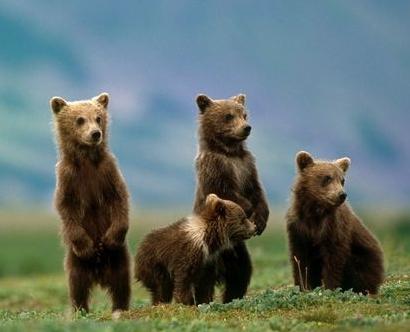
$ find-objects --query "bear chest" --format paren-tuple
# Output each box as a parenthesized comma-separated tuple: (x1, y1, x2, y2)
(68, 163, 115, 211)
(298, 216, 338, 246)
(229, 158, 252, 191)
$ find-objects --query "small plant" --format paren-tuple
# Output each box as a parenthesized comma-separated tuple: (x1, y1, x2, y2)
(294, 256, 309, 291)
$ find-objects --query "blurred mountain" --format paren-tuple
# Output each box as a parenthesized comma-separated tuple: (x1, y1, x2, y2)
(0, 0, 409, 209)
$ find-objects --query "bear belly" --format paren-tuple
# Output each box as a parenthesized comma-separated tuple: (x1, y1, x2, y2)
(80, 199, 112, 242)
(230, 158, 251, 192)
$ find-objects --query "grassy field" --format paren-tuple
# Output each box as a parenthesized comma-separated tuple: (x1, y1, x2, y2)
(0, 211, 409, 331)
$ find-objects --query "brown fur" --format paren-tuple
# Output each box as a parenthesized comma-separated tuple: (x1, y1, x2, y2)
(135, 194, 256, 305)
(286, 151, 384, 294)
(193, 94, 269, 302)
(50, 93, 131, 312)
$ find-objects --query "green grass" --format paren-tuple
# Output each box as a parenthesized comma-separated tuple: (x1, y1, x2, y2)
(0, 212, 409, 331)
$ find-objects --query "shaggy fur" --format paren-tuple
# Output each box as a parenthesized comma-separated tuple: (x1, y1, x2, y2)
(50, 93, 131, 312)
(193, 94, 269, 302)
(286, 151, 384, 294)
(135, 194, 256, 305)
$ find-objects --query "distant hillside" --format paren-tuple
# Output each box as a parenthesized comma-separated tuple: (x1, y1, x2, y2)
(0, 0, 409, 208)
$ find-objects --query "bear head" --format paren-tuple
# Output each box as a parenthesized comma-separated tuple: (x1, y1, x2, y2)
(204, 193, 256, 242)
(294, 151, 351, 208)
(50, 93, 110, 150)
(196, 94, 251, 147)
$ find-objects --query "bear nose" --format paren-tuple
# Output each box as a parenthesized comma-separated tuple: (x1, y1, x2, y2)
(244, 125, 252, 134)
(91, 130, 101, 141)
(339, 192, 347, 202)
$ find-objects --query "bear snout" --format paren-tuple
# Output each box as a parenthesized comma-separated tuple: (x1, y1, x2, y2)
(91, 130, 102, 142)
(338, 191, 347, 203)
(242, 125, 252, 137)
(247, 220, 257, 236)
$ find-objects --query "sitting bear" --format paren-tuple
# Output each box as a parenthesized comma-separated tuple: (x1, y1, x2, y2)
(50, 93, 131, 313)
(286, 151, 384, 294)
(135, 194, 256, 305)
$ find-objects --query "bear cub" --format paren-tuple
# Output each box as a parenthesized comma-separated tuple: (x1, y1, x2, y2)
(135, 194, 256, 305)
(193, 93, 269, 303)
(286, 151, 384, 294)
(50, 93, 131, 313)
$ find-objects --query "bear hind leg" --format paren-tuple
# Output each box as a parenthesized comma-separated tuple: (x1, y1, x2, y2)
(108, 268, 131, 311)
(107, 256, 131, 311)
(194, 263, 216, 304)
(152, 275, 173, 305)
(68, 265, 93, 312)
(143, 264, 173, 305)
(221, 242, 252, 303)
(343, 255, 383, 295)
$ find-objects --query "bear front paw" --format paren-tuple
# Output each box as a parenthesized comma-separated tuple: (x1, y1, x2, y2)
(70, 235, 95, 258)
(72, 244, 95, 259)
(102, 226, 127, 249)
(250, 214, 266, 235)
(102, 234, 123, 249)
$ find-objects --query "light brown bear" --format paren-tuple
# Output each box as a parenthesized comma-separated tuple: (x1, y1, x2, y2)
(135, 194, 256, 305)
(193, 94, 269, 303)
(50, 93, 131, 313)
(286, 151, 384, 294)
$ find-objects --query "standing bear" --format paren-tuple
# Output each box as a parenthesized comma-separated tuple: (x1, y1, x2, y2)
(136, 194, 257, 305)
(193, 93, 269, 303)
(50, 93, 131, 313)
(286, 151, 384, 294)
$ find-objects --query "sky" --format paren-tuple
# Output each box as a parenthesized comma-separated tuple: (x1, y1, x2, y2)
(0, 1, 409, 210)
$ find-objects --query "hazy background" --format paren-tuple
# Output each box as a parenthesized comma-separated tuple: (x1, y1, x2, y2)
(0, 0, 409, 211)
(1, 5, 410, 329)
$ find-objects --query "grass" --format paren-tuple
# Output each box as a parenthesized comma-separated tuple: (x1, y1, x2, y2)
(0, 211, 409, 331)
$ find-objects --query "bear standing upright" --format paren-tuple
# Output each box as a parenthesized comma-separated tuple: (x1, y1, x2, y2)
(286, 151, 384, 294)
(136, 194, 257, 305)
(50, 93, 131, 313)
(193, 93, 269, 303)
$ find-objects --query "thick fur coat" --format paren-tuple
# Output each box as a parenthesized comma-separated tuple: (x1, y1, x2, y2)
(286, 151, 384, 294)
(193, 94, 269, 302)
(136, 194, 256, 305)
(51, 93, 131, 312)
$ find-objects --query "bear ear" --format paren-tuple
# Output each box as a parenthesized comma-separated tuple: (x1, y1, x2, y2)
(335, 157, 351, 173)
(50, 97, 67, 114)
(94, 92, 109, 108)
(296, 151, 314, 172)
(231, 94, 246, 106)
(205, 194, 226, 218)
(196, 94, 213, 113)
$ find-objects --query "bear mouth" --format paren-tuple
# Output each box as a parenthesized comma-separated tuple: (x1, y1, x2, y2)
(336, 196, 346, 206)
(232, 132, 250, 141)
(328, 198, 346, 207)
(82, 138, 103, 147)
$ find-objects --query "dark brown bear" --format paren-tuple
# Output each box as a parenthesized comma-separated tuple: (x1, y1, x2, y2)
(135, 194, 256, 305)
(50, 93, 131, 314)
(193, 94, 269, 303)
(286, 151, 384, 294)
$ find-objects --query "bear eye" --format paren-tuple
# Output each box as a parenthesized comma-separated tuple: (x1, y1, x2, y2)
(225, 114, 234, 122)
(322, 175, 332, 186)
(96, 116, 102, 124)
(243, 113, 247, 120)
(341, 178, 345, 186)
(76, 117, 85, 126)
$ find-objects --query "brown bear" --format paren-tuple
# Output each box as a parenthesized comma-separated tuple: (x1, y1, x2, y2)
(192, 93, 269, 303)
(50, 93, 131, 313)
(135, 194, 256, 305)
(286, 151, 384, 294)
